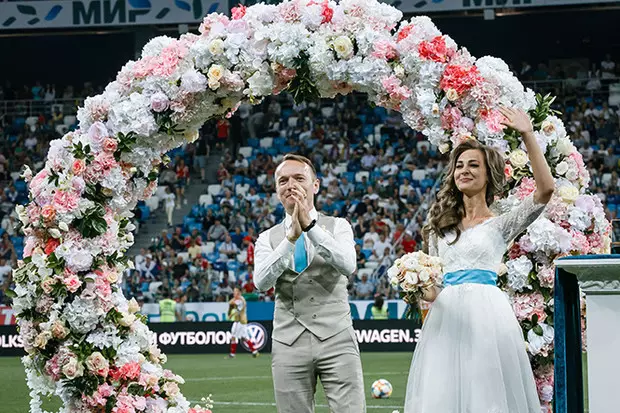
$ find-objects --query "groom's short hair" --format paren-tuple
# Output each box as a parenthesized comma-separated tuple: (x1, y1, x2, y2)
(278, 154, 317, 179)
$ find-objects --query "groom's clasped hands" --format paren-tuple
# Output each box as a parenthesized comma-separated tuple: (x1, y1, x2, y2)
(285, 183, 312, 244)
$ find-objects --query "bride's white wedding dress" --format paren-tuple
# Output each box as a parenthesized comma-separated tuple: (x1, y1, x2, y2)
(404, 195, 546, 413)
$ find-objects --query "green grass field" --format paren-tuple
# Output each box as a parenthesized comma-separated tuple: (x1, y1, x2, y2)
(0, 352, 412, 413)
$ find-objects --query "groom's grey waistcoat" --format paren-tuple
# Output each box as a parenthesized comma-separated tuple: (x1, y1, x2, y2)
(269, 215, 352, 345)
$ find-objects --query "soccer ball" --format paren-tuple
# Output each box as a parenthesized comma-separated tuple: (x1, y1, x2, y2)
(370, 379, 393, 399)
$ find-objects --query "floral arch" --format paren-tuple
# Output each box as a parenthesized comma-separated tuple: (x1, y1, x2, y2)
(13, 0, 611, 411)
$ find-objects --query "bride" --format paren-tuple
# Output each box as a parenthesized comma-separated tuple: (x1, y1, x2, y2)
(404, 107, 555, 413)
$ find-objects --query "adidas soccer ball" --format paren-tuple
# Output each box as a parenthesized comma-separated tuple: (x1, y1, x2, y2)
(370, 379, 393, 399)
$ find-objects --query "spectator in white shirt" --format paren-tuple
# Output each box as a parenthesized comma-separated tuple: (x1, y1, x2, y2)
(363, 224, 380, 249)
(339, 177, 355, 198)
(219, 235, 239, 261)
(371, 233, 391, 261)
(135, 248, 147, 270)
(355, 274, 375, 300)
(245, 187, 261, 203)
(381, 157, 399, 176)
(138, 255, 157, 280)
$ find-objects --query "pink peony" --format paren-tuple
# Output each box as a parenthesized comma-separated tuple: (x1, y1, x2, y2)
(52, 190, 79, 214)
(515, 177, 537, 200)
(537, 266, 555, 289)
(371, 40, 398, 60)
(571, 230, 590, 254)
(480, 108, 505, 134)
(512, 292, 547, 323)
(440, 106, 463, 131)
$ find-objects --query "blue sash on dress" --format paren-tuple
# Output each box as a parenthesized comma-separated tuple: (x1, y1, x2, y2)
(443, 269, 497, 287)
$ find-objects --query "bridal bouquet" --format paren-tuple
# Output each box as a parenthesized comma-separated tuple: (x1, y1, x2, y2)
(388, 251, 443, 319)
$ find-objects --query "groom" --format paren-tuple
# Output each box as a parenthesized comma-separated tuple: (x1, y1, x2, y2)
(254, 154, 366, 413)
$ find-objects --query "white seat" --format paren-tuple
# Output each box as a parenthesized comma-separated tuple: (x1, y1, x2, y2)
(412, 169, 427, 181)
(202, 242, 215, 255)
(364, 261, 379, 269)
(237, 251, 247, 263)
(55, 124, 68, 135)
(333, 165, 347, 175)
(602, 173, 612, 186)
(208, 184, 222, 196)
(145, 196, 159, 212)
(324, 144, 333, 152)
(274, 154, 283, 163)
(287, 116, 298, 128)
(238, 146, 253, 158)
(355, 171, 369, 182)
(10, 172, 21, 182)
(63, 115, 76, 126)
(259, 137, 273, 148)
(25, 116, 38, 127)
(257, 174, 267, 185)
(199, 194, 213, 206)
(321, 107, 334, 118)
(177, 252, 190, 263)
(235, 184, 249, 196)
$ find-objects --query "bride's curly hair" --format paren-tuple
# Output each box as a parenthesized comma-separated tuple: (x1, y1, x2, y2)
(423, 140, 506, 246)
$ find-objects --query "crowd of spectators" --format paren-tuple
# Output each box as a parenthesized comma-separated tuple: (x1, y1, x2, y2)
(1, 56, 620, 307)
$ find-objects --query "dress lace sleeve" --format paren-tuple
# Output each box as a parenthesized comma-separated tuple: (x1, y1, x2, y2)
(427, 231, 439, 257)
(495, 194, 546, 244)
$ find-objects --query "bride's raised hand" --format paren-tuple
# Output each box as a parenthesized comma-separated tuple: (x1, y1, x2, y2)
(499, 106, 533, 135)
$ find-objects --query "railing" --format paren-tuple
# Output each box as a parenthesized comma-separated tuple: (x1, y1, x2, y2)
(521, 76, 620, 104)
(0, 98, 84, 119)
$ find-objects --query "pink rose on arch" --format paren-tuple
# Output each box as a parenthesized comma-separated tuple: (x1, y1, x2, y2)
(63, 272, 82, 293)
(41, 205, 57, 222)
(103, 138, 118, 153)
(72, 159, 86, 176)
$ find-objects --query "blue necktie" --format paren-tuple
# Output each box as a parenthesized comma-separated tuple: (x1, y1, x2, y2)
(294, 235, 308, 273)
